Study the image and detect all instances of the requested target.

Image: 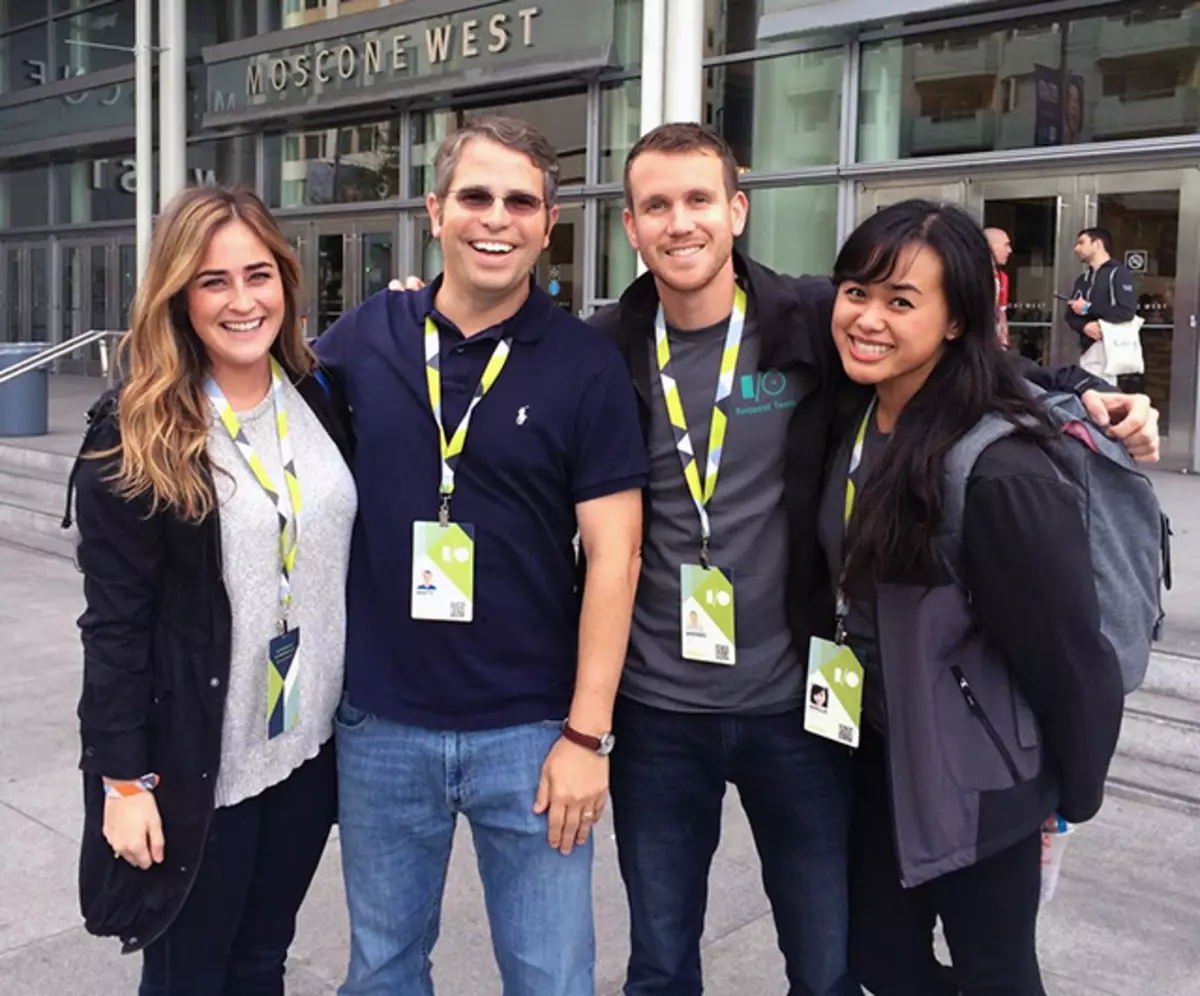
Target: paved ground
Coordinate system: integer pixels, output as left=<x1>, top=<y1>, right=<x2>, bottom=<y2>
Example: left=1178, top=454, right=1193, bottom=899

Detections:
left=0, top=470, right=1197, bottom=995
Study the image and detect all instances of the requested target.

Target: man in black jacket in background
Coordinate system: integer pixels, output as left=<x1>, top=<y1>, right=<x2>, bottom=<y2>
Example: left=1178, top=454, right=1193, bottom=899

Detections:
left=1066, top=226, right=1138, bottom=351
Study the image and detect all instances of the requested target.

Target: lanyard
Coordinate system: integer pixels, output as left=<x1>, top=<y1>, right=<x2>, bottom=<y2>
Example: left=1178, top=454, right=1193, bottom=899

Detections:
left=653, top=286, right=747, bottom=567
left=423, top=315, right=511, bottom=524
left=206, top=356, right=301, bottom=630
left=836, top=397, right=877, bottom=643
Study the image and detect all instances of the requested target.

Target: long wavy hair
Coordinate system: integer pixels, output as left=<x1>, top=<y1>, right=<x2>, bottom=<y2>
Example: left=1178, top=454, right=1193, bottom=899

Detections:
left=837, top=199, right=1055, bottom=591
left=101, top=186, right=312, bottom=522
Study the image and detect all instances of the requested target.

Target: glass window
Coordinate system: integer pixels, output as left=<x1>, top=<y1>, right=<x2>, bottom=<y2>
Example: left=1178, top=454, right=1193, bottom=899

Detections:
left=56, top=0, right=133, bottom=78
left=187, top=0, right=274, bottom=49
left=278, top=0, right=414, bottom=30
left=264, top=119, right=399, bottom=208
left=0, top=164, right=51, bottom=228
left=411, top=91, right=587, bottom=197
left=3, top=0, right=45, bottom=31
left=599, top=197, right=637, bottom=301
left=614, top=0, right=642, bottom=67
left=858, top=0, right=1200, bottom=162
left=55, top=158, right=134, bottom=222
left=0, top=23, right=49, bottom=94
left=707, top=49, right=844, bottom=172
left=601, top=78, right=639, bottom=184
left=737, top=184, right=838, bottom=277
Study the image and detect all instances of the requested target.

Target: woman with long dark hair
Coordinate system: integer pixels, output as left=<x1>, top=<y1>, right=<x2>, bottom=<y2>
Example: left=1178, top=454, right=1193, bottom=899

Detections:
left=816, top=200, right=1124, bottom=994
left=70, top=186, right=356, bottom=993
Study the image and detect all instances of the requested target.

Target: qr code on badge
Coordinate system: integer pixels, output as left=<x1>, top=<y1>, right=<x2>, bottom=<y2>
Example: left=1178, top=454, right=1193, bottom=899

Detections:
left=450, top=601, right=467, bottom=620
left=715, top=644, right=731, bottom=663
left=837, top=724, right=855, bottom=744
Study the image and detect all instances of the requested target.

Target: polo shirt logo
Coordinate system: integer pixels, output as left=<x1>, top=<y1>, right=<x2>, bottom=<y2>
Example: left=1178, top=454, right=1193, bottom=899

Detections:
left=516, top=405, right=530, bottom=426
left=735, top=370, right=797, bottom=416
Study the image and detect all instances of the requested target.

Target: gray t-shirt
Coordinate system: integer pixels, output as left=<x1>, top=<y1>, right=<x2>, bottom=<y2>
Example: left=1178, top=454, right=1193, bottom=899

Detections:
left=623, top=313, right=815, bottom=713
left=209, top=378, right=357, bottom=808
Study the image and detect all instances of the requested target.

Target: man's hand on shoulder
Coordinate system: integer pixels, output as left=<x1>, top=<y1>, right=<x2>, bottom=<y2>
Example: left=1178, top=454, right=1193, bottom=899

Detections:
left=388, top=276, right=425, bottom=292
left=1081, top=390, right=1160, bottom=463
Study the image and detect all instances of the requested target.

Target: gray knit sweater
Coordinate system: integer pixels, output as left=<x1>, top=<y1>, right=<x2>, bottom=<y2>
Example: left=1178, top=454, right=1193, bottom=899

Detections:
left=208, top=377, right=357, bottom=808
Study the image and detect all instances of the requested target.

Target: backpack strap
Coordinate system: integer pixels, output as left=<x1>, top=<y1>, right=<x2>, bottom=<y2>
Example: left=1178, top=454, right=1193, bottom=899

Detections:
left=939, top=413, right=1021, bottom=587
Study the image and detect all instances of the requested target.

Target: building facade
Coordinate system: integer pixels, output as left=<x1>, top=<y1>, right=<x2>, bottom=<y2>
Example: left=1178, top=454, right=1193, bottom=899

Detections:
left=1, top=0, right=1198, bottom=466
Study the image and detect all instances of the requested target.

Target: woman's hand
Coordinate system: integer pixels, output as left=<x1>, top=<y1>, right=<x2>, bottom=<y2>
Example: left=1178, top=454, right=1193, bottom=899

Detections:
left=103, top=785, right=165, bottom=870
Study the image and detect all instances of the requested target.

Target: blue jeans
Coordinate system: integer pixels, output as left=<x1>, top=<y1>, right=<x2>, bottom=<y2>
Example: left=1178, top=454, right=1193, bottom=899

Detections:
left=610, top=698, right=857, bottom=996
left=335, top=701, right=595, bottom=996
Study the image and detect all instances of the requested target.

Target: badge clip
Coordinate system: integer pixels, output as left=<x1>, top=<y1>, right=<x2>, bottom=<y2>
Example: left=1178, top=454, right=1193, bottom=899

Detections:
left=699, top=535, right=711, bottom=570
left=438, top=494, right=451, bottom=527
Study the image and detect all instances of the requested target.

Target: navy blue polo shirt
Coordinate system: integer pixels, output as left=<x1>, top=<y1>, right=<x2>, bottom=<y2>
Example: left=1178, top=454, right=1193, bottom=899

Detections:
left=316, top=278, right=647, bottom=731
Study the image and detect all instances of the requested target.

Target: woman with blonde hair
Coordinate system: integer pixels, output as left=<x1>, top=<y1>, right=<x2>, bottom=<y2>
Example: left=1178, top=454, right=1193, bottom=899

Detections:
left=67, top=185, right=357, bottom=994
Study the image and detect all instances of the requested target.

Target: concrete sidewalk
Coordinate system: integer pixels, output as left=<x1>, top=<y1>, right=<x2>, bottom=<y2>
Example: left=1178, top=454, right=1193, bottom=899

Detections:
left=1, top=471, right=1198, bottom=995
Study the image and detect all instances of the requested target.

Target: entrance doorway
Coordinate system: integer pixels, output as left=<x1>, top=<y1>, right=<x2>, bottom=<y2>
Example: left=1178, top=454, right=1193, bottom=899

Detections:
left=284, top=217, right=399, bottom=338
left=856, top=167, right=1200, bottom=465
left=1, top=242, right=50, bottom=345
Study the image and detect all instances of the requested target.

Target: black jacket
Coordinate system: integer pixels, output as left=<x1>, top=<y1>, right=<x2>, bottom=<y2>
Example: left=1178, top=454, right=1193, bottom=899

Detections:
left=1066, top=259, right=1136, bottom=350
left=588, top=251, right=845, bottom=651
left=68, top=369, right=352, bottom=953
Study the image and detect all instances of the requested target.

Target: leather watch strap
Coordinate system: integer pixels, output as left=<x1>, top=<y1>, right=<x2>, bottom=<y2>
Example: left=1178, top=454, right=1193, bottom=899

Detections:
left=561, top=721, right=603, bottom=752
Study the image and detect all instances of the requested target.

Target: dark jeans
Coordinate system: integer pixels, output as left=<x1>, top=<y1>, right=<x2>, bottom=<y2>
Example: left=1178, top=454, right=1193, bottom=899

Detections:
left=139, top=743, right=337, bottom=996
left=610, top=698, right=857, bottom=996
left=849, top=731, right=1046, bottom=996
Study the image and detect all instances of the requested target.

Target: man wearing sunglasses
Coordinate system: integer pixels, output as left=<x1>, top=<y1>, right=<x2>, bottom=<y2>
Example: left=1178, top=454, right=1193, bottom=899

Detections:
left=316, top=116, right=646, bottom=995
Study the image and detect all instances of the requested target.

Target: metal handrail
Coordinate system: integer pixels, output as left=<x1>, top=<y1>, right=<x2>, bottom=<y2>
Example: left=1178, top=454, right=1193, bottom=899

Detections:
left=0, top=330, right=126, bottom=389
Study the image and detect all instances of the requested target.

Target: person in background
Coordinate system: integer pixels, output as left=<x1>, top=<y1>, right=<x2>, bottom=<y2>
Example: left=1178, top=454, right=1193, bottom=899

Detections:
left=1066, top=227, right=1137, bottom=349
left=823, top=199, right=1123, bottom=995
left=71, top=186, right=357, bottom=994
left=984, top=227, right=1012, bottom=348
left=317, top=116, right=646, bottom=996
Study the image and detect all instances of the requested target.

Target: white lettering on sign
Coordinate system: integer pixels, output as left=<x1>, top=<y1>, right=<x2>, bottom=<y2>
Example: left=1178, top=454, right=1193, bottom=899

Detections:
left=426, top=24, right=452, bottom=63
left=488, top=13, right=510, bottom=53
left=518, top=6, right=540, bottom=46
left=392, top=33, right=409, bottom=70
left=236, top=9, right=544, bottom=98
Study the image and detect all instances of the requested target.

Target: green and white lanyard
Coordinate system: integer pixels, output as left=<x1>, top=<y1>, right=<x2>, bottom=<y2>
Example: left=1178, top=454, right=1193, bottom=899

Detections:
left=654, top=285, right=747, bottom=567
left=206, top=355, right=301, bottom=630
left=836, top=397, right=877, bottom=644
left=423, top=315, right=511, bottom=523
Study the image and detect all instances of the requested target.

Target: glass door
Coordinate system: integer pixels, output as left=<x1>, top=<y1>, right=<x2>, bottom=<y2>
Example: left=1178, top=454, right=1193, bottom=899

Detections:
left=536, top=203, right=586, bottom=317
left=60, top=240, right=111, bottom=374
left=284, top=218, right=400, bottom=339
left=1, top=243, right=50, bottom=345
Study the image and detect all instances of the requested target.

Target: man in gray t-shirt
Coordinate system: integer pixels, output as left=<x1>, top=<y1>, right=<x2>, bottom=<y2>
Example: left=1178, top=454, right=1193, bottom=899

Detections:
left=589, top=125, right=860, bottom=996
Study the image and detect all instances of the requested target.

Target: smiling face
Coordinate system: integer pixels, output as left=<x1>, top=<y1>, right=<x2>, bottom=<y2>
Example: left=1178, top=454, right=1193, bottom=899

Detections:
left=623, top=149, right=747, bottom=298
left=832, top=243, right=957, bottom=402
left=427, top=136, right=557, bottom=304
left=185, top=219, right=284, bottom=384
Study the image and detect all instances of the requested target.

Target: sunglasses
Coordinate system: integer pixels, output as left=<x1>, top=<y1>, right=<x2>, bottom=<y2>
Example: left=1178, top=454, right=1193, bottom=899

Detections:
left=449, top=186, right=545, bottom=217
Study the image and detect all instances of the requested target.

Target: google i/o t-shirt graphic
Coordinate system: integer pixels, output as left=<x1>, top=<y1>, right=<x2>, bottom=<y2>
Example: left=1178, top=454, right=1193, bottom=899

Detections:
left=626, top=314, right=817, bottom=713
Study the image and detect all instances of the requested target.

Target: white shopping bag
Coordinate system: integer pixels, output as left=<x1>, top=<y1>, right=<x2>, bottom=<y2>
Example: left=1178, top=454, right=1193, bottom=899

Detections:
left=1079, top=341, right=1111, bottom=383
left=1100, top=316, right=1145, bottom=377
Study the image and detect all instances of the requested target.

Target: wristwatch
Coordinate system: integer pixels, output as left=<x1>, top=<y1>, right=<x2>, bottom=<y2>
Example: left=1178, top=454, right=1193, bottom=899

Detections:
left=561, top=720, right=616, bottom=757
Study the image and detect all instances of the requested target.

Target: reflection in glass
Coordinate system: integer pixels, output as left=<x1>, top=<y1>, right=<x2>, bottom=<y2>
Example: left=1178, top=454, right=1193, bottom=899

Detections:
left=536, top=205, right=585, bottom=316
left=602, top=80, right=640, bottom=184
left=599, top=199, right=637, bottom=303
left=361, top=231, right=394, bottom=300
left=738, top=185, right=838, bottom=278
left=57, top=0, right=135, bottom=78
left=983, top=197, right=1058, bottom=366
left=119, top=242, right=135, bottom=329
left=411, top=92, right=587, bottom=196
left=265, top=120, right=399, bottom=208
left=316, top=234, right=345, bottom=336
left=859, top=2, right=1200, bottom=162
left=30, top=246, right=48, bottom=343
left=3, top=1, right=45, bottom=31
left=0, top=165, right=53, bottom=229
left=0, top=24, right=49, bottom=95
left=1098, top=190, right=1179, bottom=430
left=708, top=49, right=843, bottom=172
left=5, top=252, right=19, bottom=343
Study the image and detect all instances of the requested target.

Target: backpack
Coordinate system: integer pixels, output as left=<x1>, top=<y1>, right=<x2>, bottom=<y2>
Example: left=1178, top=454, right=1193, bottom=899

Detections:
left=940, top=387, right=1171, bottom=693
